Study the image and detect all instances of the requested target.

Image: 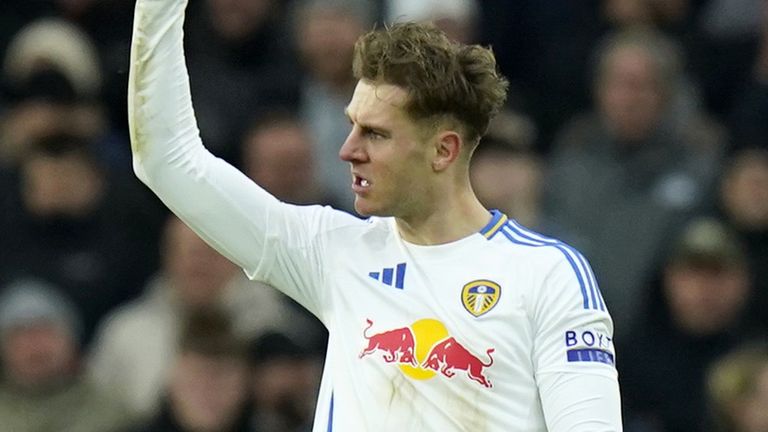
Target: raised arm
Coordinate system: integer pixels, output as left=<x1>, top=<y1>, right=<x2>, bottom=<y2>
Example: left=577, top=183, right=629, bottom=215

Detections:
left=127, top=0, right=335, bottom=315
left=128, top=0, right=277, bottom=274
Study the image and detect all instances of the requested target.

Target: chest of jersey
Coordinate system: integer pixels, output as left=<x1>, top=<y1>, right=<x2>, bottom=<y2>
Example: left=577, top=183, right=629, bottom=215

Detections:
left=318, top=233, right=549, bottom=431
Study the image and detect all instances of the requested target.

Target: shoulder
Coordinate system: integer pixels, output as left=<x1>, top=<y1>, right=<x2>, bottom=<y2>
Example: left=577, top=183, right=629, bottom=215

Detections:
left=314, top=210, right=394, bottom=243
left=284, top=204, right=375, bottom=236
left=489, top=219, right=589, bottom=271
left=490, top=219, right=604, bottom=310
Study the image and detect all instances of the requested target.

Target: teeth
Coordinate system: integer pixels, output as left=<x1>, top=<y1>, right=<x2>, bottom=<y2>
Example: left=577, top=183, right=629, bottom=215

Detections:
left=360, top=179, right=370, bottom=187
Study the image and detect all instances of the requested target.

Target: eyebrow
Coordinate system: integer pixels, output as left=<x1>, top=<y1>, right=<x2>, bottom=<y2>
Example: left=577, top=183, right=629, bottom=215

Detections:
left=343, top=107, right=390, bottom=135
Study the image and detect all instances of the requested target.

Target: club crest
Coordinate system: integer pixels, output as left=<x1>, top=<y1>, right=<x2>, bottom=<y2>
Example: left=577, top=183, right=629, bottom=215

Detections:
left=461, top=280, right=501, bottom=317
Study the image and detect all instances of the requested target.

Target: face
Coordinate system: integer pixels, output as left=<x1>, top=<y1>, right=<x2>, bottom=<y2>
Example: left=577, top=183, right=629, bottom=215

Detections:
left=297, top=9, right=364, bottom=86
left=163, top=219, right=238, bottom=308
left=1, top=323, right=76, bottom=390
left=243, top=121, right=316, bottom=204
left=339, top=81, right=436, bottom=219
left=664, top=263, right=749, bottom=336
left=169, top=352, right=249, bottom=432
left=721, top=154, right=768, bottom=230
left=597, top=44, right=666, bottom=142
left=22, top=152, right=104, bottom=217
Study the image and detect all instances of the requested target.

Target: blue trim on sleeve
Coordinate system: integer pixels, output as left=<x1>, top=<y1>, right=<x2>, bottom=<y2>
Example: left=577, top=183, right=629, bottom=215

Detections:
left=507, top=221, right=607, bottom=311
left=327, top=393, right=334, bottom=432
left=502, top=222, right=603, bottom=310
left=567, top=348, right=615, bottom=365
left=507, top=221, right=608, bottom=311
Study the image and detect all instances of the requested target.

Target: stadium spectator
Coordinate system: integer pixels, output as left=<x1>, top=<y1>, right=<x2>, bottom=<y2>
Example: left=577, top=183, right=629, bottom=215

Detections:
left=0, top=18, right=127, bottom=167
left=241, top=110, right=335, bottom=207
left=240, top=110, right=337, bottom=354
left=0, top=131, right=162, bottom=344
left=181, top=0, right=300, bottom=162
left=249, top=332, right=322, bottom=432
left=544, top=27, right=726, bottom=333
left=88, top=216, right=294, bottom=420
left=619, top=217, right=753, bottom=432
left=689, top=0, right=766, bottom=118
left=707, top=343, right=768, bottom=432
left=470, top=110, right=562, bottom=234
left=718, top=148, right=768, bottom=333
left=294, top=0, right=373, bottom=212
left=0, top=279, right=132, bottom=432
left=125, top=309, right=253, bottom=432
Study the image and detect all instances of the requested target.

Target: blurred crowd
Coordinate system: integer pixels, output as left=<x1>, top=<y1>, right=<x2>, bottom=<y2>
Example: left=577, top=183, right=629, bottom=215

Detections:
left=0, top=0, right=766, bottom=431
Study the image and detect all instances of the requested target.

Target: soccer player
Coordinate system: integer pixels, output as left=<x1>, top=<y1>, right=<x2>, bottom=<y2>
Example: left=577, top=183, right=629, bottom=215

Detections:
left=128, top=0, right=623, bottom=430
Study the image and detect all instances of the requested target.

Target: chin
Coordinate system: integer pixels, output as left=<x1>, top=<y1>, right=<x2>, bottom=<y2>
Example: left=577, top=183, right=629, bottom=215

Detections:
left=353, top=198, right=389, bottom=218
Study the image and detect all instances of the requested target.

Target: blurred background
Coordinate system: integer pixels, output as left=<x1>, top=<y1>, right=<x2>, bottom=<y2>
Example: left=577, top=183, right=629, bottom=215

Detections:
left=0, top=0, right=767, bottom=431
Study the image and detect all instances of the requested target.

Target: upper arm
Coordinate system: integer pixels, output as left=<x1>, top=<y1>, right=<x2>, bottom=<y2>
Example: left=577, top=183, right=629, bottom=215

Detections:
left=530, top=248, right=622, bottom=430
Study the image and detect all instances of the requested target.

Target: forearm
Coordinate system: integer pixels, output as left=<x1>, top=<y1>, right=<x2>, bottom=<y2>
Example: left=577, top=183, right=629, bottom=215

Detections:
left=127, top=0, right=276, bottom=273
left=539, top=373, right=623, bottom=431
left=128, top=0, right=194, bottom=167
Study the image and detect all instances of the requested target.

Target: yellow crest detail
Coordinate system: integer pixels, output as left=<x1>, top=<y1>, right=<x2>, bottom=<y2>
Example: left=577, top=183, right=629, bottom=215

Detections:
left=461, top=280, right=501, bottom=317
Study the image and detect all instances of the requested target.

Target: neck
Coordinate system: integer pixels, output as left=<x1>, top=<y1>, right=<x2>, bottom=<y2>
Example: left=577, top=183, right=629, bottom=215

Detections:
left=395, top=184, right=491, bottom=245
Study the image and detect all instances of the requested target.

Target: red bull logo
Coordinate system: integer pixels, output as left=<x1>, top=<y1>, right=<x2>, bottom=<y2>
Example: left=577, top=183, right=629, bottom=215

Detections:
left=359, top=319, right=418, bottom=366
left=359, top=318, right=495, bottom=388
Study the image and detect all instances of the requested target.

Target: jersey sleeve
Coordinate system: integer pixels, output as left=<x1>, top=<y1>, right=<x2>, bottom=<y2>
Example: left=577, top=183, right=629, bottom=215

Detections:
left=530, top=248, right=623, bottom=431
left=127, top=0, right=352, bottom=320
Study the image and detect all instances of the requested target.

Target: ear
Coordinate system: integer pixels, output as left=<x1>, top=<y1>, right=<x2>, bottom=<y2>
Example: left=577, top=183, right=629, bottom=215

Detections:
left=431, top=131, right=462, bottom=172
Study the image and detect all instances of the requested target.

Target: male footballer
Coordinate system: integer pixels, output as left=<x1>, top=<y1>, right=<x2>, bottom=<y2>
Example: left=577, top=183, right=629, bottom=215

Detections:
left=128, top=0, right=623, bottom=430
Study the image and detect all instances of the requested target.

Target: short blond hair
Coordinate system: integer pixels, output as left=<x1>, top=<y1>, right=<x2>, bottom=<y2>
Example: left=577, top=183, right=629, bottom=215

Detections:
left=353, top=22, right=508, bottom=144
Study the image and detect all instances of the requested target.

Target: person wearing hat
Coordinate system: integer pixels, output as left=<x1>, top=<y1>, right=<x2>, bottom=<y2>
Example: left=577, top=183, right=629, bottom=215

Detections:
left=0, top=278, right=132, bottom=432
left=618, top=217, right=754, bottom=432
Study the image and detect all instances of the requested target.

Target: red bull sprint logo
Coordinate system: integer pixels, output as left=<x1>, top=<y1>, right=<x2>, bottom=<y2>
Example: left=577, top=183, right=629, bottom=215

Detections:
left=359, top=318, right=495, bottom=388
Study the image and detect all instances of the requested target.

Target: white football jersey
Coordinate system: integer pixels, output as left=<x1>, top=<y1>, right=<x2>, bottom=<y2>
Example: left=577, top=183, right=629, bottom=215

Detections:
left=246, top=205, right=618, bottom=432
left=128, top=1, right=623, bottom=430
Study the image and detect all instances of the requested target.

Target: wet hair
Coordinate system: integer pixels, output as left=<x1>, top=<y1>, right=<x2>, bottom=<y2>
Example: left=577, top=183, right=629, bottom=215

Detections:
left=352, top=22, right=508, bottom=144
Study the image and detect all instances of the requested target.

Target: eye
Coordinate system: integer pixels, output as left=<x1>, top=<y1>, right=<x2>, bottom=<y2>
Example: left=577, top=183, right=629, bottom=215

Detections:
left=363, top=128, right=386, bottom=140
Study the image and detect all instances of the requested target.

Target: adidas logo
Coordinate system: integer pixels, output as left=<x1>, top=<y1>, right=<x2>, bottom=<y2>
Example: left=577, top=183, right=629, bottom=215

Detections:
left=369, top=263, right=407, bottom=289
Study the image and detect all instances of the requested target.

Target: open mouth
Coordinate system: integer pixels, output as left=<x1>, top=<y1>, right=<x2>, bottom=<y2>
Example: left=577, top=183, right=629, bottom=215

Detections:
left=353, top=174, right=371, bottom=192
left=355, top=176, right=371, bottom=187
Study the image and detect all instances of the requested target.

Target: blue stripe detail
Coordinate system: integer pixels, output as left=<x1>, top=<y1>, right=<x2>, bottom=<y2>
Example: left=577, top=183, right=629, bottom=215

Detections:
left=395, top=263, right=406, bottom=289
left=572, top=249, right=598, bottom=311
left=507, top=221, right=606, bottom=311
left=368, top=271, right=380, bottom=281
left=502, top=224, right=591, bottom=310
left=567, top=348, right=615, bottom=365
left=582, top=256, right=606, bottom=311
left=479, top=209, right=504, bottom=236
left=382, top=268, right=393, bottom=286
left=327, top=393, right=334, bottom=432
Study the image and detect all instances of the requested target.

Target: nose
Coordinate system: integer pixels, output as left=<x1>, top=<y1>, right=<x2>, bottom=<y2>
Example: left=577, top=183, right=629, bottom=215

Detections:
left=339, top=128, right=367, bottom=163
